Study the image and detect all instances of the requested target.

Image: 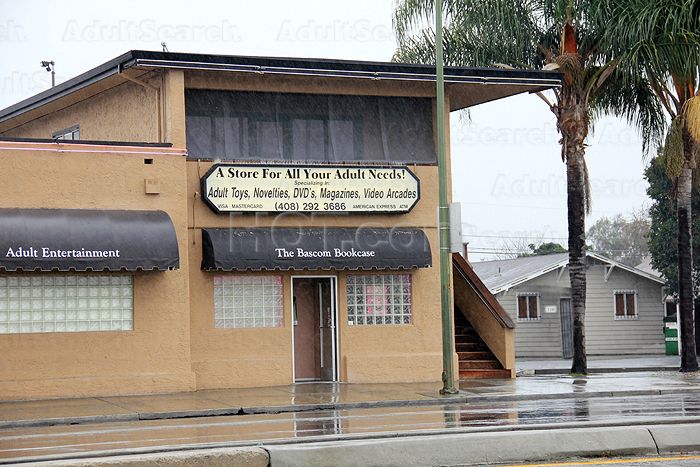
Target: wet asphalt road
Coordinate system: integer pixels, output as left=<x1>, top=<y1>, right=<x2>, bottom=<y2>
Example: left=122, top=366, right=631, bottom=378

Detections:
left=1, top=392, right=699, bottom=464
left=502, top=456, right=700, bottom=467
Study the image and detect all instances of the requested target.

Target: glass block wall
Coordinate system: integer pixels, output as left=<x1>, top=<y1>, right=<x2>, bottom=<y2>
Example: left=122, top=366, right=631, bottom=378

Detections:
left=0, top=275, right=133, bottom=333
left=214, top=275, right=284, bottom=328
left=346, top=274, right=412, bottom=325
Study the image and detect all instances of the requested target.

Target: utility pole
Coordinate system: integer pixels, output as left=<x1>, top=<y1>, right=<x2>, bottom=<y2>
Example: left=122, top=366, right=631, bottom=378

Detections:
left=436, top=0, right=458, bottom=395
left=40, top=61, right=55, bottom=87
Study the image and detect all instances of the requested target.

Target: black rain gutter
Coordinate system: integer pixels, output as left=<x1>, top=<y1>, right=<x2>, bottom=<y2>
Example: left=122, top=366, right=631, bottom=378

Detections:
left=0, top=50, right=561, bottom=125
left=132, top=58, right=562, bottom=86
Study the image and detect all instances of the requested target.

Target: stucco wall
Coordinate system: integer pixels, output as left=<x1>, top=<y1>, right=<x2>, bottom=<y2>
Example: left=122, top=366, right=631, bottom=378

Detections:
left=1, top=76, right=160, bottom=142
left=187, top=162, right=443, bottom=387
left=0, top=141, right=193, bottom=400
left=183, top=71, right=446, bottom=386
left=0, top=67, right=450, bottom=396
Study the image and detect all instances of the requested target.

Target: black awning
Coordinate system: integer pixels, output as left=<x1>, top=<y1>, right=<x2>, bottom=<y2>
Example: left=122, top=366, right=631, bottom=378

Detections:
left=0, top=209, right=179, bottom=272
left=201, top=227, right=432, bottom=271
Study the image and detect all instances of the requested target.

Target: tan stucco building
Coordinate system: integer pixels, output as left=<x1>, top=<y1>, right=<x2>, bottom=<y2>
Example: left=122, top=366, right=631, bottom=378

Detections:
left=0, top=51, right=558, bottom=400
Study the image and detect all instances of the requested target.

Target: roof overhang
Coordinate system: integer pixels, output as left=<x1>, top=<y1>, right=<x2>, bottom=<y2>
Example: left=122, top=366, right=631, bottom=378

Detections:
left=0, top=50, right=561, bottom=131
left=491, top=257, right=569, bottom=294
left=486, top=252, right=665, bottom=294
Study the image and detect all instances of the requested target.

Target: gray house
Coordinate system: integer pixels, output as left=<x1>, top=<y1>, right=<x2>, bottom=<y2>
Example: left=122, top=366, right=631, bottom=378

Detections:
left=471, top=252, right=666, bottom=358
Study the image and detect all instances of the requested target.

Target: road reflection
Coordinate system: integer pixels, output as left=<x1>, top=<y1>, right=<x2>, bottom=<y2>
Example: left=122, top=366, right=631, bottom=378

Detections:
left=0, top=393, right=699, bottom=464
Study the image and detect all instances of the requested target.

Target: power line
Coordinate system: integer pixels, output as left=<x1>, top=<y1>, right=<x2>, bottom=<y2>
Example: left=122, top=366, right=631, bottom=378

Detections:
left=464, top=234, right=569, bottom=240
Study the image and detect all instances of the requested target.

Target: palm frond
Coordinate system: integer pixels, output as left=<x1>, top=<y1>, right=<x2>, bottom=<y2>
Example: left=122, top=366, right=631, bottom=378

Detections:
left=394, top=0, right=547, bottom=68
left=589, top=64, right=667, bottom=155
left=596, top=0, right=700, bottom=86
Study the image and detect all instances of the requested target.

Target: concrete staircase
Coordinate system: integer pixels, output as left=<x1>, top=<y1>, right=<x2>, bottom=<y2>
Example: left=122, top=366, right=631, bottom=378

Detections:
left=455, top=308, right=511, bottom=379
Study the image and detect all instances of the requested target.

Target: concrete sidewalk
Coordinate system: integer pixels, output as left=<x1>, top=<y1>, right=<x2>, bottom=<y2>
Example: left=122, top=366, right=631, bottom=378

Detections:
left=517, top=355, right=681, bottom=375
left=2, top=370, right=700, bottom=430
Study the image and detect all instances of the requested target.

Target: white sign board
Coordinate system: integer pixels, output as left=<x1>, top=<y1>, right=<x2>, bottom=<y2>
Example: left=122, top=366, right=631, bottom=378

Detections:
left=201, top=164, right=420, bottom=213
left=544, top=305, right=558, bottom=314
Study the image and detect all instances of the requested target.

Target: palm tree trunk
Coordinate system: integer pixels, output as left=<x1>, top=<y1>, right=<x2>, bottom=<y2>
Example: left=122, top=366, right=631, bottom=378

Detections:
left=567, top=148, right=588, bottom=375
left=678, top=128, right=699, bottom=372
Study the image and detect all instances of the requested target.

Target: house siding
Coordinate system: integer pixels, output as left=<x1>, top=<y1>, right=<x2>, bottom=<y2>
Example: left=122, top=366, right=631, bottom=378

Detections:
left=495, top=269, right=570, bottom=358
left=584, top=263, right=665, bottom=355
left=490, top=259, right=665, bottom=358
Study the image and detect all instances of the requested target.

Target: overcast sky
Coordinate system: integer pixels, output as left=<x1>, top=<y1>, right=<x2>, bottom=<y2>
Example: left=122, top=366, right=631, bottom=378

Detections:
left=0, top=0, right=653, bottom=261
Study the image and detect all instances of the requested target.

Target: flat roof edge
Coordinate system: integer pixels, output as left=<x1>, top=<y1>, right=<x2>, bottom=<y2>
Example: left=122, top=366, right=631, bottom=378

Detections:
left=0, top=49, right=561, bottom=125
left=0, top=136, right=173, bottom=148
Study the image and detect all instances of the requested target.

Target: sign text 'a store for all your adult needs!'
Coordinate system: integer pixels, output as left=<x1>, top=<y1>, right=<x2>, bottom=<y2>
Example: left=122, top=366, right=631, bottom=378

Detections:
left=201, top=164, right=420, bottom=213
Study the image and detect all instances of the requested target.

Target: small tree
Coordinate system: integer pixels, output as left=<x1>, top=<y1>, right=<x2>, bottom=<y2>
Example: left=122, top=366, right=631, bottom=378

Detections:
left=587, top=212, right=650, bottom=267
left=520, top=242, right=568, bottom=257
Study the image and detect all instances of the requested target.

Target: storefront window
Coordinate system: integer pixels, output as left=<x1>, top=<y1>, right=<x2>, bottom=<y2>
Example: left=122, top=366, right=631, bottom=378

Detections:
left=185, top=90, right=436, bottom=163
left=346, top=274, right=412, bottom=325
left=0, top=275, right=133, bottom=333
left=214, top=275, right=283, bottom=328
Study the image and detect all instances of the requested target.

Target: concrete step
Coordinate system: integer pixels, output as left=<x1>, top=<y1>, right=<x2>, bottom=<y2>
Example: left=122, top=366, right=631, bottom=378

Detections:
left=459, top=368, right=512, bottom=379
left=459, top=360, right=503, bottom=370
left=455, top=343, right=485, bottom=352
left=454, top=331, right=479, bottom=340
left=457, top=351, right=494, bottom=360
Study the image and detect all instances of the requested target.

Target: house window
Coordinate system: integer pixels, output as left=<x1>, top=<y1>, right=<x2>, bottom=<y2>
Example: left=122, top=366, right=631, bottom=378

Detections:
left=517, top=293, right=540, bottom=321
left=614, top=290, right=637, bottom=319
left=213, top=275, right=283, bottom=328
left=0, top=275, right=133, bottom=333
left=665, top=300, right=677, bottom=318
left=52, top=124, right=80, bottom=140
left=346, top=274, right=411, bottom=325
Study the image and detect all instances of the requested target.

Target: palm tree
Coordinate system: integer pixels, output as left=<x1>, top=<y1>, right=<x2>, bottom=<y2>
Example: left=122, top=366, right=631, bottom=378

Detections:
left=393, top=0, right=664, bottom=374
left=599, top=0, right=700, bottom=371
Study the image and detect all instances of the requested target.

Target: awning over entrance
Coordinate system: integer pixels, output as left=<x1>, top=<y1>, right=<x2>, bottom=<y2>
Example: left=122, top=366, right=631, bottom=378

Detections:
left=0, top=208, right=179, bottom=272
left=201, top=227, right=432, bottom=271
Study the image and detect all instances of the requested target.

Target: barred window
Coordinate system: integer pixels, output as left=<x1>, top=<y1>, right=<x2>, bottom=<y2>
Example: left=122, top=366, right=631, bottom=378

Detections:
left=614, top=290, right=637, bottom=319
left=214, top=275, right=283, bottom=328
left=517, top=293, right=540, bottom=321
left=0, top=275, right=133, bottom=334
left=346, top=274, right=411, bottom=325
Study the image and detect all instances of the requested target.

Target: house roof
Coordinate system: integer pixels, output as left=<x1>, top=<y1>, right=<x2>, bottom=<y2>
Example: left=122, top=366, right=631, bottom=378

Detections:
left=472, top=251, right=665, bottom=294
left=0, top=50, right=561, bottom=128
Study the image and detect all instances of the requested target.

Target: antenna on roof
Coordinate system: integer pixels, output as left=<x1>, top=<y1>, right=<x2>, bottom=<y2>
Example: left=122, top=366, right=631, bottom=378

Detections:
left=40, top=60, right=55, bottom=87
left=161, top=42, right=169, bottom=52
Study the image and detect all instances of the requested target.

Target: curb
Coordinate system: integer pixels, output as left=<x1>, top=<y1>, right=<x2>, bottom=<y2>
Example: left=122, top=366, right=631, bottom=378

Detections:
left=265, top=425, right=660, bottom=466
left=517, top=366, right=678, bottom=376
left=3, top=388, right=700, bottom=430
left=266, top=422, right=700, bottom=466
left=30, top=447, right=269, bottom=467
